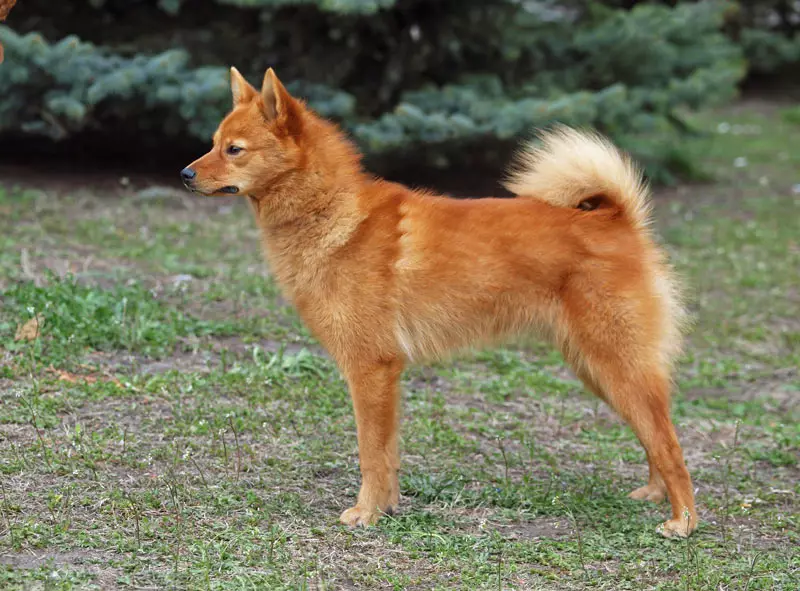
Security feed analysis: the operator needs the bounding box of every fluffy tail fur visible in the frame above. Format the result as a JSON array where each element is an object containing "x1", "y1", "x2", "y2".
[
  {"x1": 505, "y1": 125, "x2": 688, "y2": 367},
  {"x1": 503, "y1": 125, "x2": 651, "y2": 231}
]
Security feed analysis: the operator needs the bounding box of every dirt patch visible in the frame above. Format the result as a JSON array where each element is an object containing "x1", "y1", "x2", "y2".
[
  {"x1": 405, "y1": 370, "x2": 453, "y2": 396},
  {"x1": 85, "y1": 348, "x2": 220, "y2": 376},
  {"x1": 0, "y1": 549, "x2": 111, "y2": 570},
  {"x1": 5, "y1": 237, "x2": 167, "y2": 294},
  {"x1": 499, "y1": 517, "x2": 573, "y2": 540},
  {"x1": 683, "y1": 367, "x2": 798, "y2": 410},
  {"x1": 0, "y1": 549, "x2": 121, "y2": 589},
  {"x1": 207, "y1": 335, "x2": 322, "y2": 358},
  {"x1": 0, "y1": 422, "x2": 38, "y2": 447},
  {"x1": 454, "y1": 507, "x2": 573, "y2": 540},
  {"x1": 82, "y1": 336, "x2": 324, "y2": 377}
]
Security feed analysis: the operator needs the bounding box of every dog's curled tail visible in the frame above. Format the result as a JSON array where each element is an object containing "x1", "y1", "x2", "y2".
[{"x1": 503, "y1": 125, "x2": 650, "y2": 231}]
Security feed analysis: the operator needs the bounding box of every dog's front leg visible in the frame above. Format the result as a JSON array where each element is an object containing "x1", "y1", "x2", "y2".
[{"x1": 339, "y1": 356, "x2": 403, "y2": 527}]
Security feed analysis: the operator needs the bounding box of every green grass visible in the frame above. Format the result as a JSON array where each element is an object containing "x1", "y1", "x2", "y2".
[{"x1": 0, "y1": 102, "x2": 798, "y2": 589}]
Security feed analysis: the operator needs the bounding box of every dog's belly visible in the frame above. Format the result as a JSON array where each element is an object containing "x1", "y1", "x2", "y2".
[{"x1": 394, "y1": 282, "x2": 560, "y2": 362}]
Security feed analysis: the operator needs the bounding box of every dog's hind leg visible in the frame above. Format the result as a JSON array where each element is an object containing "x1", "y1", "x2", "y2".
[
  {"x1": 628, "y1": 451, "x2": 667, "y2": 503},
  {"x1": 573, "y1": 356, "x2": 696, "y2": 537},
  {"x1": 561, "y1": 304, "x2": 695, "y2": 535},
  {"x1": 559, "y1": 255, "x2": 695, "y2": 536},
  {"x1": 574, "y1": 366, "x2": 666, "y2": 504}
]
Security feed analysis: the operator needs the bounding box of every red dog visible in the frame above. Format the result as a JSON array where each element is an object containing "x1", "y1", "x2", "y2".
[{"x1": 183, "y1": 67, "x2": 697, "y2": 537}]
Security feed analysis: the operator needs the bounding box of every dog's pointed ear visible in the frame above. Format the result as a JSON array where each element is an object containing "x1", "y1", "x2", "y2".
[
  {"x1": 261, "y1": 68, "x2": 302, "y2": 135},
  {"x1": 261, "y1": 68, "x2": 285, "y2": 120},
  {"x1": 230, "y1": 67, "x2": 257, "y2": 107},
  {"x1": 261, "y1": 69, "x2": 290, "y2": 119}
]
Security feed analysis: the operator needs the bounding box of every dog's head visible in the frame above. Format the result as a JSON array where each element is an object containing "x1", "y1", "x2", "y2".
[{"x1": 181, "y1": 67, "x2": 304, "y2": 197}]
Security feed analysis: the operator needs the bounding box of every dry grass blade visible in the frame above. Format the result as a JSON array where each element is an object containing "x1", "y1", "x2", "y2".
[{"x1": 46, "y1": 366, "x2": 125, "y2": 387}]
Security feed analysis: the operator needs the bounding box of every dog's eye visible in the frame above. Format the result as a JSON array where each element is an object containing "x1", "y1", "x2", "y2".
[{"x1": 226, "y1": 145, "x2": 243, "y2": 155}]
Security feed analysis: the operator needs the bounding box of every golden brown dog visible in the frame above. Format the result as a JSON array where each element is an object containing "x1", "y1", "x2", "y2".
[{"x1": 182, "y1": 67, "x2": 697, "y2": 538}]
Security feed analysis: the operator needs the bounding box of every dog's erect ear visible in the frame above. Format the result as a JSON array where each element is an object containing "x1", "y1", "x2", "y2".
[
  {"x1": 260, "y1": 68, "x2": 302, "y2": 135},
  {"x1": 260, "y1": 69, "x2": 291, "y2": 118},
  {"x1": 230, "y1": 67, "x2": 257, "y2": 107},
  {"x1": 261, "y1": 68, "x2": 284, "y2": 120}
]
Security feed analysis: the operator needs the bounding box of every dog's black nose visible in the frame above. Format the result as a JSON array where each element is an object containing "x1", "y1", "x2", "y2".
[{"x1": 180, "y1": 168, "x2": 196, "y2": 183}]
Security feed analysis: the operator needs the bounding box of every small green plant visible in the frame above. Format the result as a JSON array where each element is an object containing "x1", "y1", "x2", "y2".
[
  {"x1": 553, "y1": 495, "x2": 587, "y2": 576},
  {"x1": 1, "y1": 273, "x2": 237, "y2": 367},
  {"x1": 781, "y1": 105, "x2": 800, "y2": 125}
]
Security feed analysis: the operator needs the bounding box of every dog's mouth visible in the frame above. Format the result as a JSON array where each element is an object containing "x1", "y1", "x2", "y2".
[{"x1": 185, "y1": 185, "x2": 239, "y2": 196}]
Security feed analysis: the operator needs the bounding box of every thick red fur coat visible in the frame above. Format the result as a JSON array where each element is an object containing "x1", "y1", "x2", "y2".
[{"x1": 184, "y1": 67, "x2": 697, "y2": 537}]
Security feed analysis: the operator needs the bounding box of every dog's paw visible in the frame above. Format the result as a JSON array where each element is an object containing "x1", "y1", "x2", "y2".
[
  {"x1": 656, "y1": 517, "x2": 696, "y2": 539},
  {"x1": 339, "y1": 505, "x2": 382, "y2": 527},
  {"x1": 628, "y1": 483, "x2": 666, "y2": 503}
]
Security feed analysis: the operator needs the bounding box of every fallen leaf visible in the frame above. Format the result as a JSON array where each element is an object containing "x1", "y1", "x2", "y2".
[
  {"x1": 54, "y1": 369, "x2": 98, "y2": 384},
  {"x1": 47, "y1": 366, "x2": 125, "y2": 388},
  {"x1": 15, "y1": 314, "x2": 44, "y2": 341}
]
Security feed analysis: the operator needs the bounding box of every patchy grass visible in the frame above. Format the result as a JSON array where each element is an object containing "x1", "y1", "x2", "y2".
[{"x1": 0, "y1": 103, "x2": 798, "y2": 590}]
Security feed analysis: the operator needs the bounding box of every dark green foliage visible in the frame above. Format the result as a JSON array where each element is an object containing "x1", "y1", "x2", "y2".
[
  {"x1": 0, "y1": 29, "x2": 355, "y2": 141},
  {"x1": 739, "y1": 26, "x2": 800, "y2": 73},
  {"x1": 782, "y1": 104, "x2": 800, "y2": 124},
  {"x1": 0, "y1": 0, "x2": 760, "y2": 181},
  {"x1": 217, "y1": 0, "x2": 398, "y2": 13},
  {"x1": 727, "y1": 0, "x2": 800, "y2": 74},
  {"x1": 588, "y1": 1, "x2": 800, "y2": 76}
]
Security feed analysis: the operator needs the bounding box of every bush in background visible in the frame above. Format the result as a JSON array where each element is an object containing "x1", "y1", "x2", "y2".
[{"x1": 1, "y1": 1, "x2": 790, "y2": 183}]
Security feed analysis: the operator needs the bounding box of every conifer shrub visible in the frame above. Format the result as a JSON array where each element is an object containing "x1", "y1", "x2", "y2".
[{"x1": 0, "y1": 1, "x2": 769, "y2": 182}]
